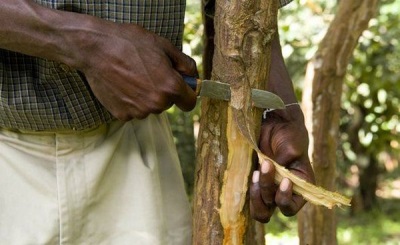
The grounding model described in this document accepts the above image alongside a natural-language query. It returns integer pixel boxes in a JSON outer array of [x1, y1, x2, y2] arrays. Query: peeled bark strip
[[299, 0, 379, 244], [257, 152, 350, 208]]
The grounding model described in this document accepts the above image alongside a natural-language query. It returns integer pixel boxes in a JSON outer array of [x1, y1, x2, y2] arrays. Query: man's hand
[[250, 105, 315, 223], [78, 22, 198, 120]]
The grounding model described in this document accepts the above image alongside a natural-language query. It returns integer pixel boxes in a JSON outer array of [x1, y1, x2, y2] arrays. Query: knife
[[182, 75, 285, 109]]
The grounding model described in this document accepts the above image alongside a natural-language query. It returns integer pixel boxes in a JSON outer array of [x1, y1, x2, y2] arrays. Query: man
[[0, 0, 314, 244]]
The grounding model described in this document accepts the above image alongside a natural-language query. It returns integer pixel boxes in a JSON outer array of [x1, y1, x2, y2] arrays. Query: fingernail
[[261, 161, 271, 174], [252, 171, 260, 183], [280, 178, 291, 192]]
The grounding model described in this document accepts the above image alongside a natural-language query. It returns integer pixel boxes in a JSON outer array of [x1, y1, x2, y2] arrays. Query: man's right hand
[[76, 22, 198, 120]]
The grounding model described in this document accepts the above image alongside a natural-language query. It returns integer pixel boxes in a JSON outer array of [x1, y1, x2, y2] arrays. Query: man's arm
[[0, 0, 198, 120], [250, 31, 315, 222], [266, 32, 298, 105]]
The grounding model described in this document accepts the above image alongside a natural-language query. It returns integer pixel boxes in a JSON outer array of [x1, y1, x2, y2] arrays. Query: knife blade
[[182, 75, 285, 109]]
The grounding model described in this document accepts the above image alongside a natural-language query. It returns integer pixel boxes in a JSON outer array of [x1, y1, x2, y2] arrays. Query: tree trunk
[[299, 1, 379, 244], [359, 153, 380, 211], [192, 0, 278, 244]]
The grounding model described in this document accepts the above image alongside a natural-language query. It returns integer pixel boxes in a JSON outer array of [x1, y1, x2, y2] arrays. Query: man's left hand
[[250, 105, 315, 223]]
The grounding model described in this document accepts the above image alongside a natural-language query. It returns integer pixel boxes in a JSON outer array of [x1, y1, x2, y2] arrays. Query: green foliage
[[337, 207, 400, 245], [341, 0, 400, 155], [278, 0, 337, 95], [183, 0, 204, 75]]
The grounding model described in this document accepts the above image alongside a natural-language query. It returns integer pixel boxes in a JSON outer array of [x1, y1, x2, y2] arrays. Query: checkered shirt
[[0, 0, 292, 131]]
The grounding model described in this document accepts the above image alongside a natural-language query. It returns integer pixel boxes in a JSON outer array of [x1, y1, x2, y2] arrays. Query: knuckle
[[174, 53, 197, 72], [150, 94, 166, 107], [186, 56, 197, 70], [249, 185, 260, 199], [287, 145, 302, 158], [259, 180, 274, 189], [148, 93, 170, 111], [133, 91, 172, 116], [277, 142, 302, 161]]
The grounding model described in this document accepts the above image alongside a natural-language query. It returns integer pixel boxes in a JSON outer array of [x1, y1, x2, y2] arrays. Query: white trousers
[[0, 114, 192, 245]]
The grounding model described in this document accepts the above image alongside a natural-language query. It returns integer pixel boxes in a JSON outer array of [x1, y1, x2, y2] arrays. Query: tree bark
[[298, 1, 379, 244], [192, 0, 278, 244]]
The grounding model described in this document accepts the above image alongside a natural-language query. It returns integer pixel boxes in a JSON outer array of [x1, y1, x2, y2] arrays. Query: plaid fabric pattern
[[0, 0, 186, 130]]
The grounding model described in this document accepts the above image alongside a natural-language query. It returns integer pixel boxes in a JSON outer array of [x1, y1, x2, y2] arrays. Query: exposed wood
[[299, 0, 379, 244]]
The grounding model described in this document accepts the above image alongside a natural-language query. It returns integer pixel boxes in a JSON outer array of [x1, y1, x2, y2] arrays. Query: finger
[[164, 43, 198, 77], [273, 140, 304, 168], [275, 178, 306, 216], [158, 44, 198, 112], [171, 72, 198, 111], [250, 171, 275, 223], [259, 160, 278, 206]]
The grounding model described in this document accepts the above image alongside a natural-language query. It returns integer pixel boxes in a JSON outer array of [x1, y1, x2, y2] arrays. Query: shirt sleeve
[[279, 0, 293, 8]]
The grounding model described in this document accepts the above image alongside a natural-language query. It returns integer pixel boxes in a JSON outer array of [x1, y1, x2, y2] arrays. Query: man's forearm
[[0, 0, 99, 69], [267, 31, 298, 105]]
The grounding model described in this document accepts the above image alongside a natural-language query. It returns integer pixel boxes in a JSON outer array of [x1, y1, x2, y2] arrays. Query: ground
[[265, 197, 400, 245]]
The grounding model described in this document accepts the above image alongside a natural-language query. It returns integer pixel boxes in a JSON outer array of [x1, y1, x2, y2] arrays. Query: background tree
[[298, 0, 379, 244]]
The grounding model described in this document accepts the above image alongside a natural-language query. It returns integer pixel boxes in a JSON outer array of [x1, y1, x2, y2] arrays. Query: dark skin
[[250, 106, 315, 222], [1, 0, 314, 223], [250, 34, 315, 222]]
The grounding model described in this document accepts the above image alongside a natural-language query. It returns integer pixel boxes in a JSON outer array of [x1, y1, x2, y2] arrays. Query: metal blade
[[199, 80, 231, 101], [200, 80, 285, 109], [251, 89, 285, 109]]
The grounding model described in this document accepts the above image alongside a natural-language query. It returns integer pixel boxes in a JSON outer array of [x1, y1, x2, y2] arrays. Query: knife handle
[[182, 75, 201, 95]]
